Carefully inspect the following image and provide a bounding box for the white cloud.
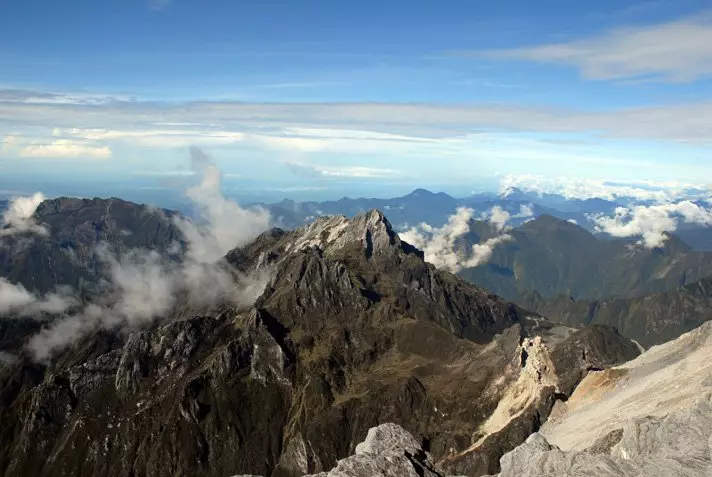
[500,174,710,202]
[176,147,271,263]
[57,128,245,148]
[0,278,76,316]
[477,14,712,82]
[592,200,712,248]
[480,204,534,232]
[149,0,172,10]
[400,207,512,272]
[6,89,712,146]
[485,206,511,232]
[0,192,48,237]
[0,89,134,105]
[2,136,112,159]
[470,235,514,268]
[286,161,402,178]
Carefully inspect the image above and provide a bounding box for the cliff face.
[488,321,712,477]
[0,208,639,477]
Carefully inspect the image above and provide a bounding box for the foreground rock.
[232,423,448,477]
[488,321,712,476]
[0,209,639,477]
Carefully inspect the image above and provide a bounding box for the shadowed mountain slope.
[459,215,712,301]
[0,197,183,295]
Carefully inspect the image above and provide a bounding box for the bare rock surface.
[488,321,712,477]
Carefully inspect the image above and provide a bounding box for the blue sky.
[1,0,712,203]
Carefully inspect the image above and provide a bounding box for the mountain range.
[1,194,712,476]
[256,188,582,232]
[250,188,712,252]
[0,199,641,477]
[459,214,712,301]
[521,276,712,348]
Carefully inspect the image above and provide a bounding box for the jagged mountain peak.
[284,208,416,260]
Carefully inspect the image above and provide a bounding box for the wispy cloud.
[21,147,272,360]
[149,0,172,11]
[6,88,712,145]
[2,135,112,159]
[475,13,712,82]
[0,278,76,315]
[56,127,245,148]
[480,204,534,231]
[251,81,347,89]
[286,161,402,179]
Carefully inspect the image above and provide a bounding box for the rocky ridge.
[0,208,639,477]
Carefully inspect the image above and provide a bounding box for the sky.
[1,0,712,204]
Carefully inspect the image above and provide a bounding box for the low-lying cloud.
[15,147,272,361]
[400,206,513,272]
[482,204,534,232]
[0,278,76,316]
[592,200,712,248]
[0,192,48,237]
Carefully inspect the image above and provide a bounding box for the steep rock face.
[0,209,639,477]
[489,321,712,477]
[0,197,183,295]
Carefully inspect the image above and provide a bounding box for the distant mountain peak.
[407,188,435,197]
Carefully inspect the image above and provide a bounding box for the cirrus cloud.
[475,13,712,83]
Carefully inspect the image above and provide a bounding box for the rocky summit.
[0,208,639,477]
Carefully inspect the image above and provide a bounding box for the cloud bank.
[500,174,710,202]
[400,206,513,272]
[592,200,712,248]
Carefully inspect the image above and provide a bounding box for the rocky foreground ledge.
[232,423,451,477]
[233,395,712,477]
